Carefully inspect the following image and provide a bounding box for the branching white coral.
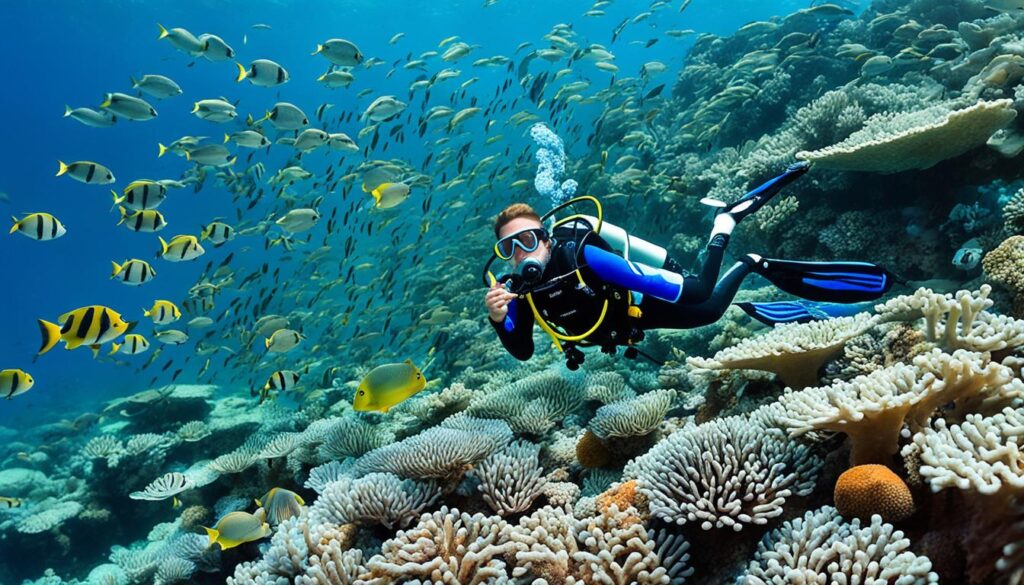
[309,472,442,529]
[740,506,937,584]
[358,506,517,584]
[624,413,821,531]
[470,441,548,515]
[904,406,1024,496]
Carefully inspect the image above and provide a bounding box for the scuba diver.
[481,161,894,370]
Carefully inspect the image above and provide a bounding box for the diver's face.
[500,217,552,270]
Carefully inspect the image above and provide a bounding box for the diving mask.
[494,227,549,260]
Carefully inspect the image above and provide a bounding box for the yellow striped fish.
[38,305,135,355]
[143,300,181,324]
[111,259,156,286]
[56,160,115,184]
[118,207,166,232]
[0,369,34,399]
[158,234,204,262]
[111,180,167,211]
[110,334,150,356]
[10,213,66,241]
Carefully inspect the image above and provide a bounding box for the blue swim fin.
[749,257,894,303]
[718,161,810,222]
[737,300,875,326]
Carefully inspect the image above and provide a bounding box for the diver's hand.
[486,281,517,322]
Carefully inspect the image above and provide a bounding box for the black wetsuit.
[489,228,751,361]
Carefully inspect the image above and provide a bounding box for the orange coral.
[576,429,611,468]
[835,464,914,522]
[596,480,647,523]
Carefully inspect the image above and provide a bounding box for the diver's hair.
[494,203,541,237]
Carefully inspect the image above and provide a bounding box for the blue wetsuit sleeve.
[583,244,685,303]
[488,297,535,361]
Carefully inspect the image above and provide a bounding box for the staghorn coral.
[352,413,512,482]
[796,99,1017,173]
[834,464,914,523]
[469,440,548,516]
[309,472,442,529]
[875,285,1024,352]
[687,314,878,389]
[589,389,676,440]
[623,412,821,531]
[740,506,937,584]
[509,504,579,582]
[541,481,581,507]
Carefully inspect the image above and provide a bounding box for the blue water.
[0,0,816,430]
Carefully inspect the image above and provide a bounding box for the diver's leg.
[640,256,756,329]
[675,234,728,303]
[675,163,809,304]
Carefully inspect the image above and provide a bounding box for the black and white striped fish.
[110,334,150,355]
[118,207,167,232]
[10,213,66,241]
[57,160,115,184]
[200,221,235,246]
[112,180,168,211]
[111,259,157,286]
[157,234,205,262]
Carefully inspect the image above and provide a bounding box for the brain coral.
[835,464,914,523]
